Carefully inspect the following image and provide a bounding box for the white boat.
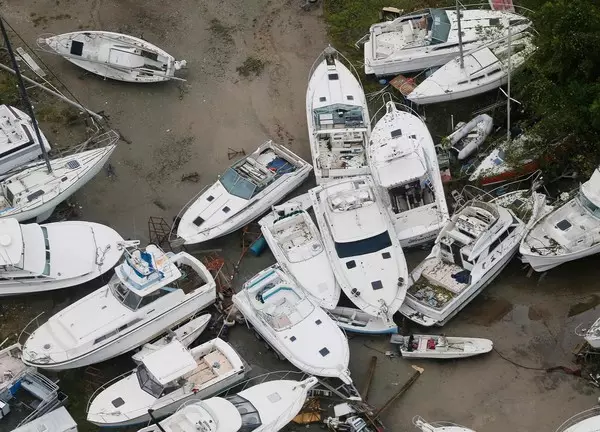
[361,6,531,76]
[138,374,318,432]
[131,313,211,364]
[520,167,600,272]
[329,306,398,335]
[407,32,536,105]
[232,264,352,384]
[0,343,28,395]
[87,338,246,427]
[583,317,600,349]
[391,334,493,359]
[258,194,340,309]
[309,176,409,321]
[0,105,51,177]
[21,244,216,371]
[175,140,311,246]
[368,101,449,247]
[414,416,476,432]
[400,196,543,326]
[0,130,118,222]
[306,47,370,184]
[0,218,130,296]
[446,114,493,160]
[556,408,600,432]
[11,407,77,432]
[37,31,186,83]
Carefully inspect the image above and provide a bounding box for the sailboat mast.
[0,16,52,173]
[456,1,464,69]
[506,25,512,142]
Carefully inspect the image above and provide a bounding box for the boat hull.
[330,307,398,335]
[520,243,600,272]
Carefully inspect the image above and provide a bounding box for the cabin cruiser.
[175,140,311,245]
[368,101,448,246]
[87,339,246,427]
[259,194,340,309]
[407,32,536,105]
[138,376,318,432]
[555,407,600,432]
[21,245,216,370]
[400,195,545,326]
[0,218,130,296]
[233,264,351,384]
[521,167,600,272]
[306,46,370,184]
[309,176,409,321]
[0,105,51,178]
[361,6,531,76]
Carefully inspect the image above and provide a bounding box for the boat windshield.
[335,231,393,258]
[225,395,262,432]
[110,277,143,310]
[3,185,14,206]
[219,168,257,200]
[430,9,451,44]
[579,188,600,218]
[136,365,163,398]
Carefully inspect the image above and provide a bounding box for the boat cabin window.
[220,168,258,200]
[488,231,508,254]
[335,231,392,258]
[41,226,51,276]
[580,189,600,218]
[136,365,163,398]
[4,185,14,206]
[111,278,172,311]
[226,394,262,432]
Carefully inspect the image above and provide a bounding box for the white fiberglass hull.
[520,244,600,273]
[409,76,509,105]
[395,213,444,247]
[396,335,493,359]
[330,306,398,335]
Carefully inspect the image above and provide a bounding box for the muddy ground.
[1,0,600,431]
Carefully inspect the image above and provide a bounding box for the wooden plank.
[16,47,46,77]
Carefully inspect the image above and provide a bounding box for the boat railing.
[16,370,64,427]
[18,312,45,348]
[85,369,135,414]
[307,45,365,93]
[369,92,425,125]
[168,183,212,245]
[555,407,600,432]
[413,415,468,430]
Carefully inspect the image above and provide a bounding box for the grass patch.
[208,18,234,44]
[0,74,21,106]
[236,56,265,78]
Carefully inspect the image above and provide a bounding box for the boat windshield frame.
[335,231,393,258]
[110,276,143,310]
[219,167,258,200]
[136,365,164,399]
[579,187,600,219]
[225,394,262,432]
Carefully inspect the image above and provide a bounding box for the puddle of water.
[568,294,600,317]
[466,296,513,326]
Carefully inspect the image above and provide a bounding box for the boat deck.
[273,214,321,262]
[0,349,26,391]
[188,349,233,387]
[317,132,366,171]
[421,258,468,295]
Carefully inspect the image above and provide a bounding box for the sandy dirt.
[1,1,600,431]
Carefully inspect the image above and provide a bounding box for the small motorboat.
[138,374,319,432]
[0,218,131,296]
[21,245,216,371]
[0,105,51,178]
[446,114,493,160]
[37,31,186,83]
[413,415,477,432]
[306,46,370,184]
[233,264,352,384]
[87,339,247,427]
[259,194,340,309]
[329,306,398,335]
[131,313,211,364]
[175,140,312,246]
[0,130,118,222]
[391,334,493,359]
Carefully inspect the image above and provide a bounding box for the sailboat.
[37,31,187,83]
[306,46,370,184]
[368,101,449,246]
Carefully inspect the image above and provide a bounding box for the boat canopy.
[430,9,451,44]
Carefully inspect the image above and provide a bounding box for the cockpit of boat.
[327,185,375,213]
[272,212,323,263]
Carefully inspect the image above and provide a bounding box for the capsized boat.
[368,101,449,246]
[330,306,398,335]
[37,31,186,83]
[0,130,118,222]
[446,114,493,161]
[414,416,477,432]
[407,32,536,105]
[232,264,351,384]
[309,176,409,321]
[21,244,216,371]
[259,194,340,309]
[87,338,246,427]
[0,218,131,296]
[391,334,493,359]
[520,167,600,272]
[0,105,51,178]
[175,140,311,246]
[138,375,318,432]
[400,194,546,326]
[131,313,211,364]
[361,6,531,76]
[306,46,370,184]
[556,407,600,432]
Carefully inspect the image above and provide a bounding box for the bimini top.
[116,245,181,296]
[141,340,197,385]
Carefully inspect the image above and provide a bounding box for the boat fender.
[224,317,236,327]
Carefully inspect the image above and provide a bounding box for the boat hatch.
[193,216,204,226]
[206,195,214,202]
[27,190,44,202]
[371,280,383,290]
[391,129,402,138]
[556,220,572,231]
[319,347,330,356]
[70,41,84,56]
[65,160,81,169]
[328,73,339,81]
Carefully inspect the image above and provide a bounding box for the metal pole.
[0,16,52,172]
[506,25,512,142]
[0,62,103,121]
[360,356,378,402]
[456,1,464,69]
